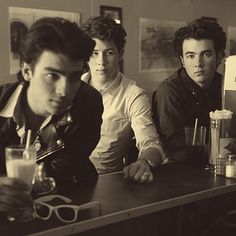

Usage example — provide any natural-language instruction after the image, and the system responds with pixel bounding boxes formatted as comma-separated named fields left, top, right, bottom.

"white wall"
left=0, top=0, right=234, bottom=97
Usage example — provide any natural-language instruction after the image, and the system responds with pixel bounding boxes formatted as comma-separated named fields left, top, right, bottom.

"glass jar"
left=209, top=117, right=232, bottom=173
left=225, top=154, right=236, bottom=178
left=215, top=154, right=227, bottom=176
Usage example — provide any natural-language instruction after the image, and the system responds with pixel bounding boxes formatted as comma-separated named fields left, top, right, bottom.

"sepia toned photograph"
left=1, top=1, right=236, bottom=236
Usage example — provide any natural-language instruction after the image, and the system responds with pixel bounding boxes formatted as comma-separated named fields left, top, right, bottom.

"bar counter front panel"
left=1, top=163, right=236, bottom=236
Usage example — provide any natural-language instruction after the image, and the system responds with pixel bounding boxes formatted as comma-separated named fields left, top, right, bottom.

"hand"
left=0, top=177, right=32, bottom=213
left=123, top=159, right=154, bottom=183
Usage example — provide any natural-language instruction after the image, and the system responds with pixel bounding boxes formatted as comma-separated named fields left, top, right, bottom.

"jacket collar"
left=0, top=83, right=73, bottom=128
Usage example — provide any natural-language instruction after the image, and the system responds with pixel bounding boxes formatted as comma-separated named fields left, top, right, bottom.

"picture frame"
left=140, top=18, right=186, bottom=72
left=228, top=27, right=236, bottom=55
left=9, top=6, right=80, bottom=75
left=200, top=16, right=218, bottom=23
left=100, top=5, right=122, bottom=25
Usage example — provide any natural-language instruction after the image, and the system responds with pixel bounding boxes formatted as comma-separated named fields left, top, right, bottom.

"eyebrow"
left=184, top=50, right=213, bottom=55
left=93, top=48, right=116, bottom=51
left=44, top=67, right=83, bottom=75
left=44, top=67, right=62, bottom=73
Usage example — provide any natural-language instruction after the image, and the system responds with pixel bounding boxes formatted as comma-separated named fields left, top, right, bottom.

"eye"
left=91, top=51, right=99, bottom=57
left=106, top=50, right=115, bottom=56
left=204, top=52, right=212, bottom=57
left=45, top=73, right=59, bottom=81
left=186, top=54, right=194, bottom=59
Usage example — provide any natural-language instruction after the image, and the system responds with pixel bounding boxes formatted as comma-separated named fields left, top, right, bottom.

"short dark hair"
left=20, top=17, right=95, bottom=70
left=173, top=18, right=226, bottom=57
left=81, top=16, right=127, bottom=54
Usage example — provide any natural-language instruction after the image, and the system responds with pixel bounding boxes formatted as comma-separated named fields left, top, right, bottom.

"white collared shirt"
left=82, top=72, right=165, bottom=173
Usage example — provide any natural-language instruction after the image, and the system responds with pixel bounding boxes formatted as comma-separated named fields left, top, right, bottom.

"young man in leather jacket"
left=0, top=17, right=103, bottom=217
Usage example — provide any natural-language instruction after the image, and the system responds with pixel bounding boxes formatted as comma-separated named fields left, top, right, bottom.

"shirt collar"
left=0, top=84, right=24, bottom=118
left=180, top=68, right=220, bottom=96
left=82, top=71, right=122, bottom=95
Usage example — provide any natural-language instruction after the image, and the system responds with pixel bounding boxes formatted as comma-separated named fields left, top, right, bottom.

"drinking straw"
left=24, top=129, right=32, bottom=160
left=192, top=118, right=198, bottom=146
left=26, top=129, right=32, bottom=150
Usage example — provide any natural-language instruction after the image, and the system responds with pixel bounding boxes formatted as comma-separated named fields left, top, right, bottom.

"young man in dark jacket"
left=152, top=18, right=226, bottom=164
left=0, top=17, right=103, bottom=217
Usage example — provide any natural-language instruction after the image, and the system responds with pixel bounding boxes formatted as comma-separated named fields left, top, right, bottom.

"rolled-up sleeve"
left=128, top=90, right=167, bottom=163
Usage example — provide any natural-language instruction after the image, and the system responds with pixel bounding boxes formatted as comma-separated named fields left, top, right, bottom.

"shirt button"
left=57, top=140, right=62, bottom=145
left=67, top=116, right=72, bottom=122
left=196, top=102, right=199, bottom=105
left=192, top=91, right=196, bottom=95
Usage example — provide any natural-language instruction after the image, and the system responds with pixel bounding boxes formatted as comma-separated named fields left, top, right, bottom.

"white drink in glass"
left=6, top=159, right=35, bottom=188
left=5, top=145, right=36, bottom=221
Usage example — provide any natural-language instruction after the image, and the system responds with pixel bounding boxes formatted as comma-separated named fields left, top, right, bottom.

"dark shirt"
left=152, top=68, right=222, bottom=163
left=0, top=81, right=103, bottom=189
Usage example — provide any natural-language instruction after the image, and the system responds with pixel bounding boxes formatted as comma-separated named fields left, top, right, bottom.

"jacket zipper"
left=36, top=144, right=65, bottom=161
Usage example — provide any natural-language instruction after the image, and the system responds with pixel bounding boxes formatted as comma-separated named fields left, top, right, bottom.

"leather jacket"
left=0, top=81, right=103, bottom=187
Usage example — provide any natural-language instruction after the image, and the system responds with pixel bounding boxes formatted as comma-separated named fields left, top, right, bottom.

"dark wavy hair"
left=81, top=16, right=127, bottom=54
left=173, top=18, right=226, bottom=57
left=20, top=17, right=95, bottom=71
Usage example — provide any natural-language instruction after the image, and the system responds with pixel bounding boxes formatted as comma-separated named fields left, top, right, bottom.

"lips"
left=195, top=71, right=204, bottom=75
left=51, top=99, right=69, bottom=107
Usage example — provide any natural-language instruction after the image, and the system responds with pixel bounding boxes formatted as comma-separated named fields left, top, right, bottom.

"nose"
left=195, top=55, right=204, bottom=68
left=56, top=77, right=68, bottom=97
left=97, top=52, right=107, bottom=66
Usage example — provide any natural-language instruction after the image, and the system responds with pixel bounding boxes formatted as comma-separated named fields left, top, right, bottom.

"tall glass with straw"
left=5, top=130, right=37, bottom=221
left=184, top=118, right=207, bottom=166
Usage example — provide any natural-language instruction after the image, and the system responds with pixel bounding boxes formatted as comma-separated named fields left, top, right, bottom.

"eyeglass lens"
left=57, top=207, right=76, bottom=221
left=35, top=203, right=50, bottom=219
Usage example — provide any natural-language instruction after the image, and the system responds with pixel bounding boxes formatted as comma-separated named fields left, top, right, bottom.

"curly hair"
left=20, top=17, right=95, bottom=71
left=81, top=16, right=127, bottom=54
left=173, top=18, right=226, bottom=57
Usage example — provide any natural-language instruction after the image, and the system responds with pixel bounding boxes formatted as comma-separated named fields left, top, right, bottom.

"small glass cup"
left=184, top=126, right=206, bottom=146
left=5, top=145, right=36, bottom=222
left=184, top=126, right=207, bottom=167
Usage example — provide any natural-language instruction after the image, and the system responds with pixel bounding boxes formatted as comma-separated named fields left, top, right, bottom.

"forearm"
left=138, top=147, right=166, bottom=167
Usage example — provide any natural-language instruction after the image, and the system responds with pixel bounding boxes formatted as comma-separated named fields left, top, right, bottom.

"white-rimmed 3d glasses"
left=34, top=194, right=101, bottom=223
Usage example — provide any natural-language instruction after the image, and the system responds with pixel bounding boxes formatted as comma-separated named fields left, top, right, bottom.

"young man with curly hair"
left=152, top=18, right=226, bottom=164
left=82, top=16, right=166, bottom=183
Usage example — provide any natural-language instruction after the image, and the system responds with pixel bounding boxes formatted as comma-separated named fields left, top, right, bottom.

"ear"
left=21, top=62, right=32, bottom=81
left=216, top=50, right=225, bottom=67
left=180, top=56, right=185, bottom=68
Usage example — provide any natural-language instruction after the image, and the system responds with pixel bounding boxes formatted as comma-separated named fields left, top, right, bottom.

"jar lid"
left=227, top=154, right=236, bottom=160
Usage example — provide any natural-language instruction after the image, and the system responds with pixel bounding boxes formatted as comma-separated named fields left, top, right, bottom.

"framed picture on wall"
left=140, top=18, right=186, bottom=72
left=100, top=5, right=122, bottom=25
left=9, top=6, right=80, bottom=75
left=200, top=16, right=218, bottom=23
left=228, top=27, right=236, bottom=55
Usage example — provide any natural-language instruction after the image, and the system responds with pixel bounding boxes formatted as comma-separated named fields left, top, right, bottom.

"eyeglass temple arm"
left=34, top=194, right=72, bottom=203
left=78, top=201, right=102, bottom=215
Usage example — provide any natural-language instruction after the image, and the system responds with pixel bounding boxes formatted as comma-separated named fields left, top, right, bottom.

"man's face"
left=22, top=50, right=84, bottom=117
left=180, top=38, right=221, bottom=88
left=88, top=38, right=122, bottom=82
